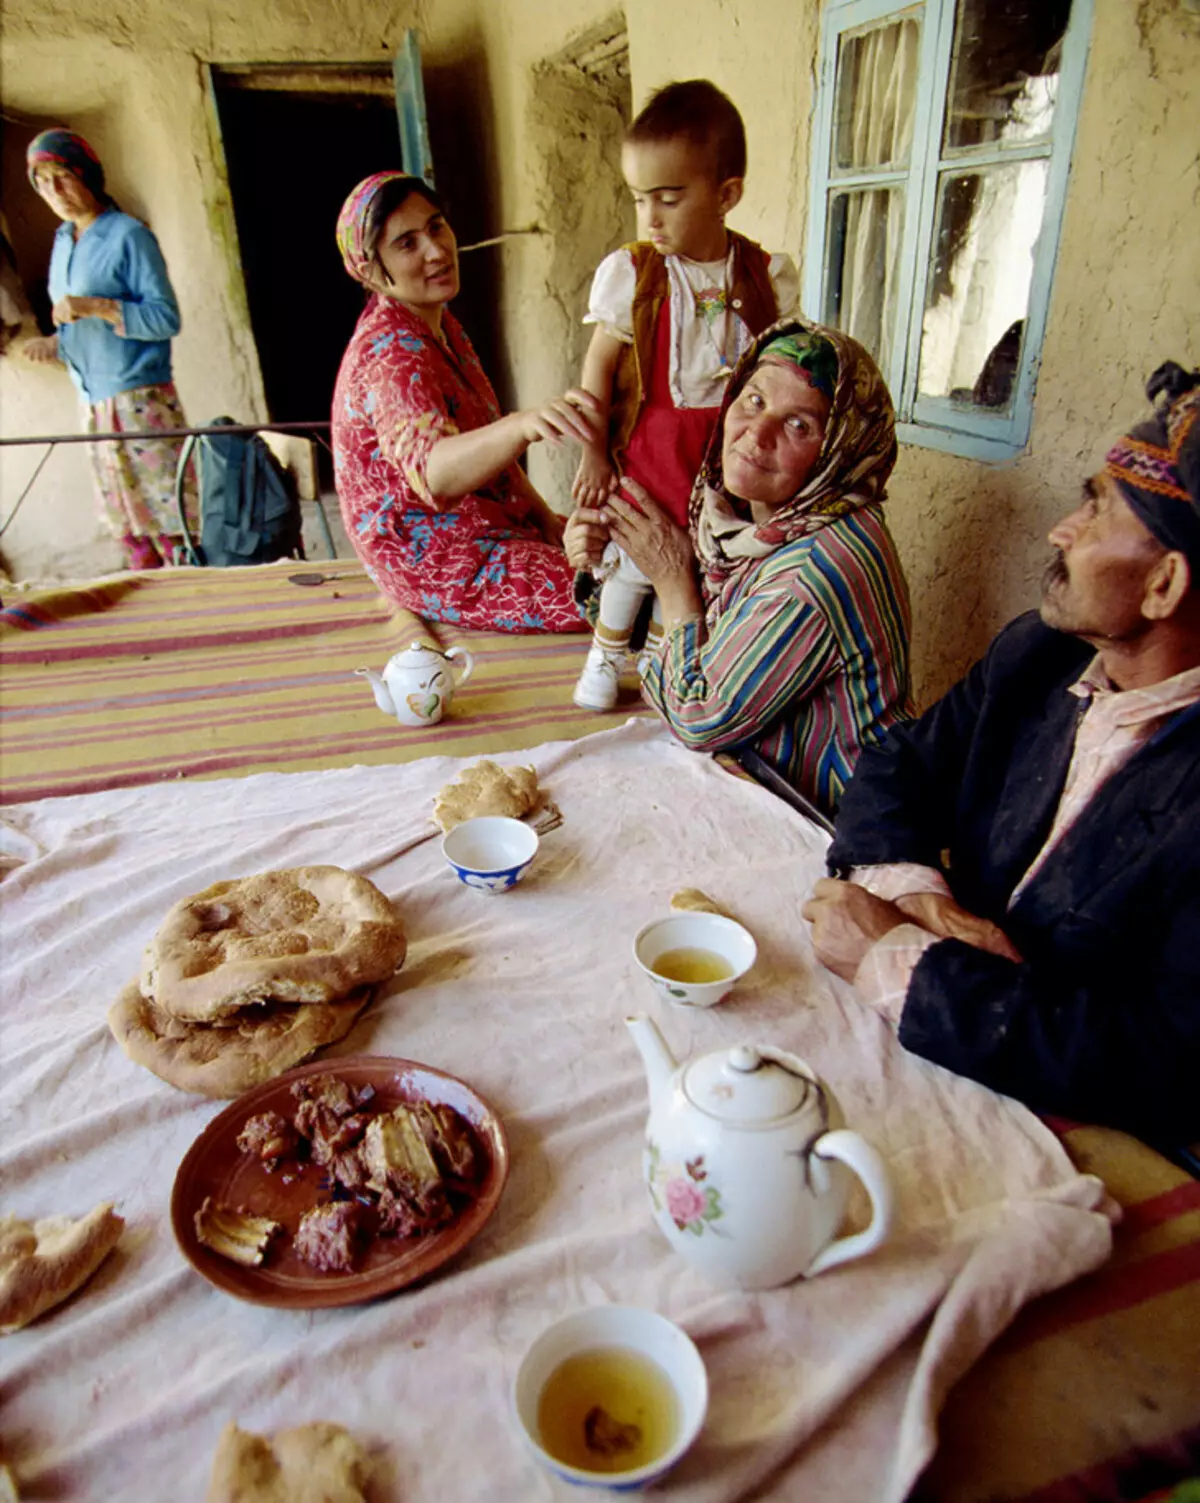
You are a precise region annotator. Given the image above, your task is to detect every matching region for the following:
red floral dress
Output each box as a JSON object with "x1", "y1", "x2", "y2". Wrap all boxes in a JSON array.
[{"x1": 332, "y1": 296, "x2": 585, "y2": 632}]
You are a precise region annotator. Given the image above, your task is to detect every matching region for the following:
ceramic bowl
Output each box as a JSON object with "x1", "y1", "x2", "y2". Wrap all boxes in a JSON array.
[
  {"x1": 441, "y1": 816, "x2": 539, "y2": 893},
  {"x1": 512, "y1": 1304, "x2": 708, "y2": 1492},
  {"x1": 633, "y1": 912, "x2": 757, "y2": 1008}
]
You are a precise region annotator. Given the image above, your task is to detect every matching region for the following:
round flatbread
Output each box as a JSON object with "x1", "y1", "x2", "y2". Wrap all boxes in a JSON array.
[
  {"x1": 433, "y1": 760, "x2": 539, "y2": 832},
  {"x1": 141, "y1": 866, "x2": 406, "y2": 1022},
  {"x1": 108, "y1": 980, "x2": 373, "y2": 1099}
]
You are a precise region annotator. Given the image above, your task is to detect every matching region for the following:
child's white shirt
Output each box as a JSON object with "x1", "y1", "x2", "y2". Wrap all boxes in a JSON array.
[{"x1": 584, "y1": 245, "x2": 799, "y2": 410}]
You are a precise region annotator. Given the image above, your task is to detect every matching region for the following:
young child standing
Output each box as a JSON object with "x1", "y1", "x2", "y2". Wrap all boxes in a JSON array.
[{"x1": 571, "y1": 79, "x2": 799, "y2": 710}]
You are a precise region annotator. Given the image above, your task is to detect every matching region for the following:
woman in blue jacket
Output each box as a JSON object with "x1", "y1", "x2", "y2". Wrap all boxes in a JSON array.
[{"x1": 24, "y1": 129, "x2": 198, "y2": 569}]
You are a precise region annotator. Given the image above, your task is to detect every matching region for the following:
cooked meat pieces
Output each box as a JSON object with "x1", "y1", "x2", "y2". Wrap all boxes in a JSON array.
[
  {"x1": 294, "y1": 1203, "x2": 363, "y2": 1273},
  {"x1": 229, "y1": 1076, "x2": 487, "y2": 1271},
  {"x1": 296, "y1": 1104, "x2": 372, "y2": 1167},
  {"x1": 375, "y1": 1182, "x2": 454, "y2": 1237},
  {"x1": 328, "y1": 1148, "x2": 369, "y2": 1193},
  {"x1": 290, "y1": 1075, "x2": 375, "y2": 1117},
  {"x1": 194, "y1": 1200, "x2": 282, "y2": 1268},
  {"x1": 361, "y1": 1108, "x2": 441, "y2": 1196},
  {"x1": 236, "y1": 1111, "x2": 300, "y2": 1166},
  {"x1": 361, "y1": 1103, "x2": 480, "y2": 1196},
  {"x1": 420, "y1": 1102, "x2": 480, "y2": 1181}
]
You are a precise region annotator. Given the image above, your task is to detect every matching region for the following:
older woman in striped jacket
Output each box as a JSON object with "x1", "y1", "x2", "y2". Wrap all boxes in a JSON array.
[{"x1": 564, "y1": 317, "x2": 912, "y2": 816}]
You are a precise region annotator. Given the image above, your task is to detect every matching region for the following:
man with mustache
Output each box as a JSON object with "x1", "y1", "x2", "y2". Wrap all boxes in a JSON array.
[{"x1": 803, "y1": 362, "x2": 1200, "y2": 1149}]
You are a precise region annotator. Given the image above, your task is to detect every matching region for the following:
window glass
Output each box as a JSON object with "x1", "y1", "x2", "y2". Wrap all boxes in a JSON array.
[
  {"x1": 917, "y1": 159, "x2": 1048, "y2": 409},
  {"x1": 943, "y1": 0, "x2": 1071, "y2": 151},
  {"x1": 807, "y1": 0, "x2": 1089, "y2": 454},
  {"x1": 833, "y1": 16, "x2": 921, "y2": 172},
  {"x1": 823, "y1": 188, "x2": 907, "y2": 374}
]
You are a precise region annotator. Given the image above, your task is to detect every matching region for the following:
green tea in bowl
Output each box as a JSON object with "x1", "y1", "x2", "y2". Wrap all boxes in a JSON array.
[{"x1": 513, "y1": 1305, "x2": 708, "y2": 1492}]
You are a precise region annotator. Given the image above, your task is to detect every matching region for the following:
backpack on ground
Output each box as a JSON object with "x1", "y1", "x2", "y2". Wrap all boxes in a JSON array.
[{"x1": 175, "y1": 417, "x2": 304, "y2": 567}]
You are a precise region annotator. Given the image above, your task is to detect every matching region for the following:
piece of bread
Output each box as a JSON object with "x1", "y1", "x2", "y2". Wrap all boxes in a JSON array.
[
  {"x1": 141, "y1": 867, "x2": 406, "y2": 1023},
  {"x1": 432, "y1": 760, "x2": 539, "y2": 832},
  {"x1": 206, "y1": 1421, "x2": 368, "y2": 1503},
  {"x1": 670, "y1": 887, "x2": 728, "y2": 916},
  {"x1": 108, "y1": 980, "x2": 373, "y2": 1099},
  {"x1": 0, "y1": 1203, "x2": 124, "y2": 1335}
]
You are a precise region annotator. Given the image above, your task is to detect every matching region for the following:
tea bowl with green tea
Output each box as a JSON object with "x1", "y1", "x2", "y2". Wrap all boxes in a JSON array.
[
  {"x1": 634, "y1": 912, "x2": 757, "y2": 1008},
  {"x1": 512, "y1": 1304, "x2": 708, "y2": 1491}
]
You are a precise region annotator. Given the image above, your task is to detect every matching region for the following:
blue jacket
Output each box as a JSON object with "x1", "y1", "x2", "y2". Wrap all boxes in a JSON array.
[
  {"x1": 48, "y1": 210, "x2": 180, "y2": 403},
  {"x1": 828, "y1": 612, "x2": 1200, "y2": 1145}
]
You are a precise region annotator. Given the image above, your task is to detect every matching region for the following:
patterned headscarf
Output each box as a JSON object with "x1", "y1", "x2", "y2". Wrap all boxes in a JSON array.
[
  {"x1": 26, "y1": 129, "x2": 111, "y2": 206},
  {"x1": 1105, "y1": 362, "x2": 1200, "y2": 571},
  {"x1": 758, "y1": 330, "x2": 838, "y2": 401},
  {"x1": 691, "y1": 315, "x2": 897, "y2": 588},
  {"x1": 336, "y1": 171, "x2": 441, "y2": 284}
]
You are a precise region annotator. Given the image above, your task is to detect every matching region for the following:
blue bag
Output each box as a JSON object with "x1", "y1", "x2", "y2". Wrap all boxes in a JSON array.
[{"x1": 175, "y1": 418, "x2": 303, "y2": 567}]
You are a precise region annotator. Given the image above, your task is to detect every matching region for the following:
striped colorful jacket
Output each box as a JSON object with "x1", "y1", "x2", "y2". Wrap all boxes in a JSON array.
[{"x1": 640, "y1": 504, "x2": 912, "y2": 814}]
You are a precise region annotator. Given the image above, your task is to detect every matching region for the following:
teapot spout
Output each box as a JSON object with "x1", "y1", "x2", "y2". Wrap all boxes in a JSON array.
[
  {"x1": 625, "y1": 1014, "x2": 678, "y2": 1105},
  {"x1": 354, "y1": 667, "x2": 396, "y2": 717}
]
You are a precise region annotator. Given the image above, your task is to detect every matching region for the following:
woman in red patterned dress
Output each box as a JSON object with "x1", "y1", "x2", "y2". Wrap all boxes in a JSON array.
[{"x1": 332, "y1": 172, "x2": 599, "y2": 631}]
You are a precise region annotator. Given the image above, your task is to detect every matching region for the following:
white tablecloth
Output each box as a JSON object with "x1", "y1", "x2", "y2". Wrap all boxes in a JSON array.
[{"x1": 0, "y1": 719, "x2": 1114, "y2": 1501}]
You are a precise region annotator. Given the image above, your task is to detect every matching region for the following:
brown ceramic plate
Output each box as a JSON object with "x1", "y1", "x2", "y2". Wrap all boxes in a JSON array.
[{"x1": 170, "y1": 1055, "x2": 509, "y2": 1309}]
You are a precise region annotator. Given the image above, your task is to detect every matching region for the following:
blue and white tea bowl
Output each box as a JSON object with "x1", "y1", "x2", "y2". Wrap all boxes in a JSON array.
[{"x1": 441, "y1": 816, "x2": 539, "y2": 893}]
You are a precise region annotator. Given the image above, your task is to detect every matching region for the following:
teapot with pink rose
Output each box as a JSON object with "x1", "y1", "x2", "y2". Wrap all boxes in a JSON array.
[{"x1": 625, "y1": 1014, "x2": 895, "y2": 1290}]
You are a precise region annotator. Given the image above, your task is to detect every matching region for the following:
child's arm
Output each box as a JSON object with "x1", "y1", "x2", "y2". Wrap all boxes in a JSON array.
[{"x1": 572, "y1": 326, "x2": 624, "y2": 507}]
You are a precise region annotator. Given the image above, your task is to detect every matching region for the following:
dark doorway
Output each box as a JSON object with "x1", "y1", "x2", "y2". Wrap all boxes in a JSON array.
[
  {"x1": 212, "y1": 79, "x2": 399, "y2": 426},
  {"x1": 212, "y1": 68, "x2": 503, "y2": 435}
]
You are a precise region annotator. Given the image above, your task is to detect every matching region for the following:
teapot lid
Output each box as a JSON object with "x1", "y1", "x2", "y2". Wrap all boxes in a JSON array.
[{"x1": 682, "y1": 1045, "x2": 828, "y2": 1128}]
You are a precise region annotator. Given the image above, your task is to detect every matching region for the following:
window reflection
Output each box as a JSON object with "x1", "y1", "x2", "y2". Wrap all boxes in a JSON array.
[
  {"x1": 943, "y1": 0, "x2": 1070, "y2": 151},
  {"x1": 917, "y1": 159, "x2": 1048, "y2": 410}
]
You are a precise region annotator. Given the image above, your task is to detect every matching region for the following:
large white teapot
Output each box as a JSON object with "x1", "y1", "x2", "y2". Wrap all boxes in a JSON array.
[
  {"x1": 626, "y1": 1015, "x2": 894, "y2": 1290},
  {"x1": 355, "y1": 641, "x2": 474, "y2": 728}
]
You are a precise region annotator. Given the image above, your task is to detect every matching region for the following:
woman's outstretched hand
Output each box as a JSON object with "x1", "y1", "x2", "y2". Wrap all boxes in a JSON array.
[{"x1": 517, "y1": 388, "x2": 603, "y2": 450}]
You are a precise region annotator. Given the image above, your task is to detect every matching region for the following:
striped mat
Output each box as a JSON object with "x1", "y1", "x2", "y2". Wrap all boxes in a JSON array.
[
  {"x1": 1, "y1": 560, "x2": 1198, "y2": 1500},
  {"x1": 0, "y1": 560, "x2": 647, "y2": 803},
  {"x1": 916, "y1": 1121, "x2": 1200, "y2": 1501}
]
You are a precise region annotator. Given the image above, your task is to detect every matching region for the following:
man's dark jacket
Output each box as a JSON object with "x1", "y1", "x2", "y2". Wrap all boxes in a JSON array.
[{"x1": 828, "y1": 612, "x2": 1200, "y2": 1144}]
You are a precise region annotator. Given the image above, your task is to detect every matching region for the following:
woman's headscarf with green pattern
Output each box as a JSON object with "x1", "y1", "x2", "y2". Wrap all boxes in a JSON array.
[{"x1": 691, "y1": 315, "x2": 897, "y2": 590}]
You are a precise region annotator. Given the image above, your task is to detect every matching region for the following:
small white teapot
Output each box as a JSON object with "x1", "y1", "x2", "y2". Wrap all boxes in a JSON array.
[
  {"x1": 355, "y1": 641, "x2": 474, "y2": 728},
  {"x1": 626, "y1": 1015, "x2": 894, "y2": 1290}
]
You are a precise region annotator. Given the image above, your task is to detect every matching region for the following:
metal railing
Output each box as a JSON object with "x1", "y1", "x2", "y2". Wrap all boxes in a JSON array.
[{"x1": 0, "y1": 420, "x2": 337, "y2": 559}]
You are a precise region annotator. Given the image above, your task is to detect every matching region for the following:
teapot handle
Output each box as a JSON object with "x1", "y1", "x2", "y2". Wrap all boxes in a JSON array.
[
  {"x1": 446, "y1": 646, "x2": 475, "y2": 687},
  {"x1": 802, "y1": 1129, "x2": 894, "y2": 1277}
]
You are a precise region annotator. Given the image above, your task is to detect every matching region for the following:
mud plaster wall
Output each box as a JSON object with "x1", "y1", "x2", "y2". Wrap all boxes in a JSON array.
[{"x1": 2, "y1": 0, "x2": 1199, "y2": 707}]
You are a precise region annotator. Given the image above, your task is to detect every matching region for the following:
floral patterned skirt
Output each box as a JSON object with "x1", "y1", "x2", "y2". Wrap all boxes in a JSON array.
[
  {"x1": 85, "y1": 382, "x2": 200, "y2": 567},
  {"x1": 343, "y1": 494, "x2": 587, "y2": 634}
]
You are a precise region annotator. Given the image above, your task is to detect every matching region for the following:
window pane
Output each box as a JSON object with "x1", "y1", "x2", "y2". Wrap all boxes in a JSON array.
[
  {"x1": 917, "y1": 160, "x2": 1048, "y2": 410},
  {"x1": 944, "y1": 0, "x2": 1071, "y2": 151},
  {"x1": 833, "y1": 15, "x2": 921, "y2": 172},
  {"x1": 823, "y1": 187, "x2": 906, "y2": 375}
]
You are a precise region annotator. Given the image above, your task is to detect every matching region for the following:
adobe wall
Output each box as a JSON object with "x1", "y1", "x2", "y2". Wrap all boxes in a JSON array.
[{"x1": 2, "y1": 0, "x2": 1198, "y2": 707}]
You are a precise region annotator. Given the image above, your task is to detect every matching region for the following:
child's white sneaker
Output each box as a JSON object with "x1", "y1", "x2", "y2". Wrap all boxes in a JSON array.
[{"x1": 573, "y1": 644, "x2": 625, "y2": 711}]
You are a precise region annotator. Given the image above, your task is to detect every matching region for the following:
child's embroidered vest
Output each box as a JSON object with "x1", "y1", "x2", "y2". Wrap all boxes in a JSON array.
[{"x1": 609, "y1": 230, "x2": 779, "y2": 465}]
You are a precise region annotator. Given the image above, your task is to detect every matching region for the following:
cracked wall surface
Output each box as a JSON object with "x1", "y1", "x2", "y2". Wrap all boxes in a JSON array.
[{"x1": 1, "y1": 0, "x2": 1198, "y2": 708}]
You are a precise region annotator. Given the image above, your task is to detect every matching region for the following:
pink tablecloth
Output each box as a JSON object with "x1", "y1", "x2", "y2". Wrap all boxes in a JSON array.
[{"x1": 0, "y1": 719, "x2": 1113, "y2": 1501}]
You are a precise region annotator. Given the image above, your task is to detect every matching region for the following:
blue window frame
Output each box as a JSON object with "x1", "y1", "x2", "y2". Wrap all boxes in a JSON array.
[{"x1": 804, "y1": 0, "x2": 1093, "y2": 461}]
